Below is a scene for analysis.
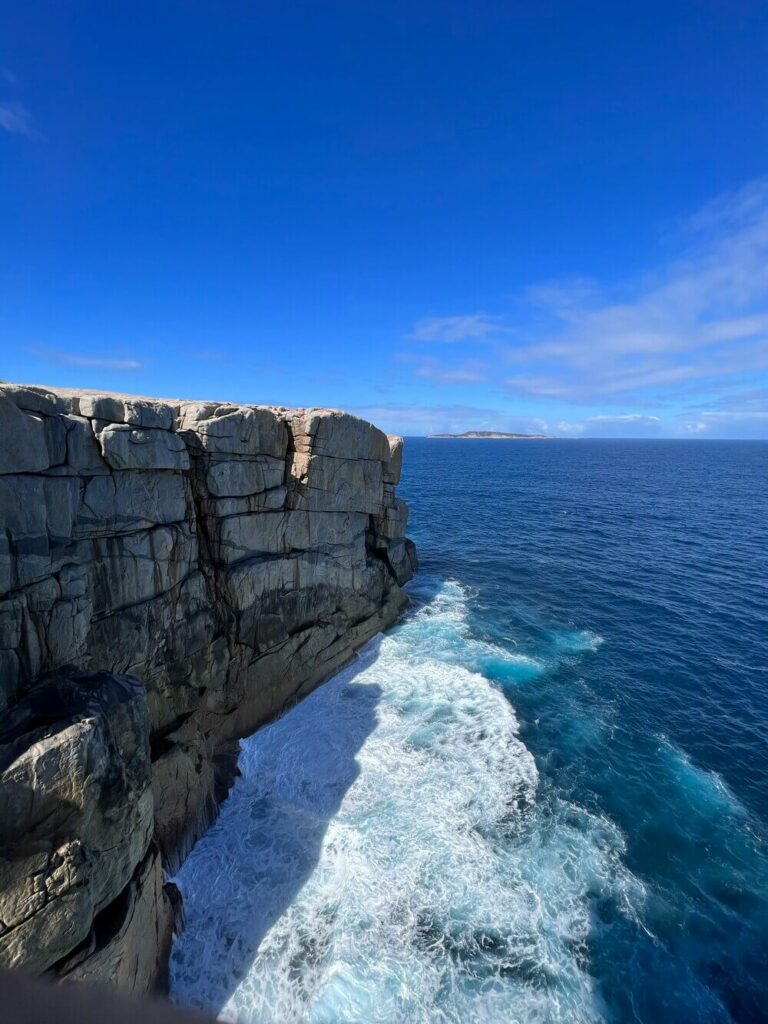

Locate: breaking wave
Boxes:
[170,579,647,1023]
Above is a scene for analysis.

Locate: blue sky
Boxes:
[2,1,767,437]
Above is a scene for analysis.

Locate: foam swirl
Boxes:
[170,580,649,1023]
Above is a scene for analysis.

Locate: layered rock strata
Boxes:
[0,383,416,992]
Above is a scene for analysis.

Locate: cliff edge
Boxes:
[0,382,416,992]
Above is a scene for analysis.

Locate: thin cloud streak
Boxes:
[414,357,488,385]
[353,403,675,438]
[0,101,35,137]
[556,414,661,436]
[29,347,144,371]
[501,177,768,403]
[353,402,540,436]
[408,313,502,343]
[403,177,768,431]
[66,356,144,370]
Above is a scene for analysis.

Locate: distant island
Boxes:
[428,431,553,439]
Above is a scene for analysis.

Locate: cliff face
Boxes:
[0,383,416,991]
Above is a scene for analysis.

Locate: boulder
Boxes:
[0,670,153,974]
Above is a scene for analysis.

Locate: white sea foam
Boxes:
[170,579,644,1023]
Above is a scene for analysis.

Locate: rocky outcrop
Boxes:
[0,383,416,993]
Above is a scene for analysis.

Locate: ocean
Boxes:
[169,438,768,1024]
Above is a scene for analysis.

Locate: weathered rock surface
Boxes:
[0,383,416,994]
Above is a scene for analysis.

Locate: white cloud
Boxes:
[587,414,660,424]
[698,410,768,421]
[501,179,768,403]
[0,74,42,139]
[413,357,488,384]
[351,404,671,437]
[65,356,144,370]
[408,313,502,343]
[398,179,768,437]
[556,420,585,435]
[350,401,767,438]
[0,100,35,137]
[29,347,144,371]
[699,314,768,343]
[550,413,661,437]
[351,402,548,436]
[403,179,768,421]
[677,409,768,439]
[522,278,598,312]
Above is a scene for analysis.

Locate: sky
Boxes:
[2,1,768,438]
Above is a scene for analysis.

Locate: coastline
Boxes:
[427,432,553,440]
[0,382,416,993]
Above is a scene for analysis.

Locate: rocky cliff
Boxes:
[0,382,416,992]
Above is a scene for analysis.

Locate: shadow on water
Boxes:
[169,638,385,1016]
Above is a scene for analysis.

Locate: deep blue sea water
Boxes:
[171,439,768,1024]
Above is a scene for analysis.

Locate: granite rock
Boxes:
[0,382,415,994]
[0,670,153,974]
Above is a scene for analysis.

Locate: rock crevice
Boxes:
[0,383,416,991]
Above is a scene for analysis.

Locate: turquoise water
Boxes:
[170,439,768,1023]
